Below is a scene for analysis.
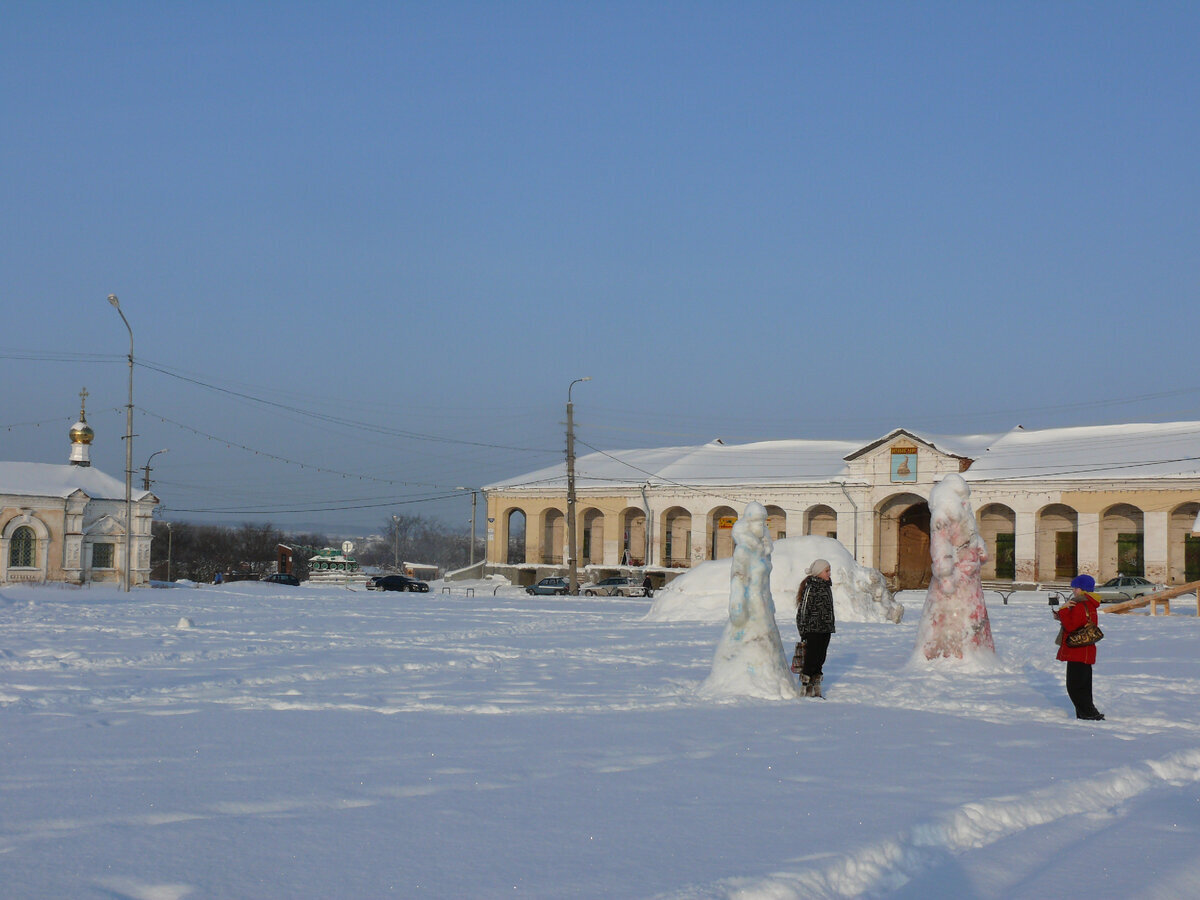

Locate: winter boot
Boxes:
[799,674,811,696]
[809,675,824,699]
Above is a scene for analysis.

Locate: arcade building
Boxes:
[482,421,1200,591]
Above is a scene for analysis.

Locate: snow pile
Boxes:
[911,473,997,668]
[697,502,799,700]
[647,534,903,625]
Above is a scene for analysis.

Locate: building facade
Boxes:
[482,423,1200,590]
[0,398,158,587]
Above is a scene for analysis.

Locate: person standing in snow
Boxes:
[642,573,654,597]
[1053,574,1105,721]
[796,559,836,697]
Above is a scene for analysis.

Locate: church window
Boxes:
[10,526,35,567]
[93,543,115,568]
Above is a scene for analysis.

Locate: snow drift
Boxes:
[645,535,904,624]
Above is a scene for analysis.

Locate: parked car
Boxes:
[579,576,646,597]
[1092,575,1162,603]
[526,577,569,595]
[262,572,301,586]
[369,574,430,593]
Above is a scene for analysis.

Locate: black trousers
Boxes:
[1065,661,1097,716]
[800,632,831,679]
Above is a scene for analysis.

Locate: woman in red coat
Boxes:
[1054,574,1105,721]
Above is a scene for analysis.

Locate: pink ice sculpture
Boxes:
[913,473,996,663]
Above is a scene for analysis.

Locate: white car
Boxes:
[579,576,646,597]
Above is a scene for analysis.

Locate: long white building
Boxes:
[482,421,1200,590]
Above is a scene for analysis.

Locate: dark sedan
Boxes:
[370,574,430,592]
[262,573,301,586]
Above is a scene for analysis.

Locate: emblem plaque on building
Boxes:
[890,445,917,483]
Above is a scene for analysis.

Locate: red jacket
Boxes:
[1055,593,1101,664]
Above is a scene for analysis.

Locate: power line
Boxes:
[135,358,555,453]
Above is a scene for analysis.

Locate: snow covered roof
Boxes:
[486,439,864,491]
[485,422,1200,491]
[0,462,153,502]
[961,421,1200,481]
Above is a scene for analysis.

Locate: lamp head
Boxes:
[107,294,120,308]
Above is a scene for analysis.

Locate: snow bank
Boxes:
[645,535,903,624]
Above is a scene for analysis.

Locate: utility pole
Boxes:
[566,377,591,594]
[468,490,477,566]
[108,294,134,592]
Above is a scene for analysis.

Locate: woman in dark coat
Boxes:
[1054,574,1105,721]
[796,558,836,697]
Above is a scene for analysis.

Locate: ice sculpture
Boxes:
[912,473,996,663]
[698,501,801,699]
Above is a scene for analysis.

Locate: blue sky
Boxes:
[3,2,1199,534]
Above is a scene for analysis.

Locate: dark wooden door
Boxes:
[897,504,931,589]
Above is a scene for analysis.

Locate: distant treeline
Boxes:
[150,515,483,583]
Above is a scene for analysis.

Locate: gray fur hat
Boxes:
[807,558,831,576]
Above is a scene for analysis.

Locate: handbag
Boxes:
[1064,607,1104,648]
[791,642,806,673]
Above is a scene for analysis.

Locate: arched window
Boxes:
[9,525,35,567]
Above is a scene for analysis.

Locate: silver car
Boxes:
[1092,575,1162,603]
[580,576,646,597]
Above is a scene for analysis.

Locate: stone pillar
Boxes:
[525,510,543,565]
[692,515,710,567]
[1144,510,1169,584]
[1078,511,1101,576]
[1014,509,1038,583]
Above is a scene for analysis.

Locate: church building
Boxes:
[0,393,158,586]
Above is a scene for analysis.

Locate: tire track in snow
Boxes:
[656,746,1200,900]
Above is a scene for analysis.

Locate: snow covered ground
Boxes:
[3,579,1200,899]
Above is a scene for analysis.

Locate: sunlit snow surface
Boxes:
[3,580,1200,899]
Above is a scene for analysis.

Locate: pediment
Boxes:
[842,428,975,485]
[844,429,952,463]
[84,515,125,537]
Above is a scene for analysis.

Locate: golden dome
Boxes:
[70,420,94,444]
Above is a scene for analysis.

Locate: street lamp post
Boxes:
[392,515,400,570]
[142,448,168,491]
[566,377,591,594]
[456,487,478,567]
[108,294,134,592]
[165,521,173,583]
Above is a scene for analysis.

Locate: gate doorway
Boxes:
[994,533,1016,580]
[1117,533,1145,576]
[1187,535,1200,583]
[897,503,931,590]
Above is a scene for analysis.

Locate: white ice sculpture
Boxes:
[698,502,801,700]
[911,473,996,665]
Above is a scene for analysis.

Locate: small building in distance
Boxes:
[0,392,158,586]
